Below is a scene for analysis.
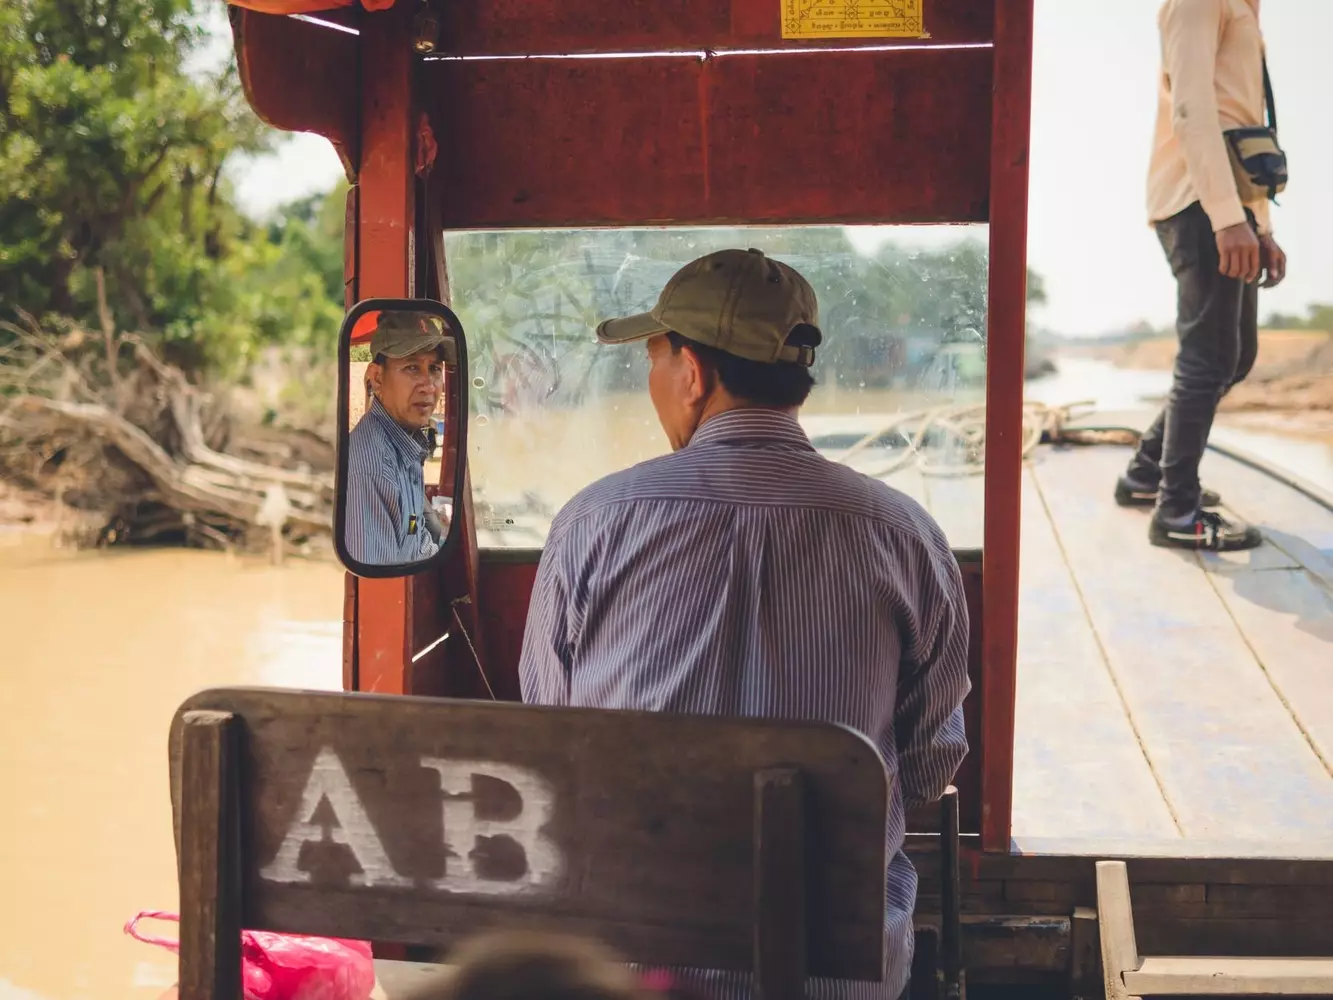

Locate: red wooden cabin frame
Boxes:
[229,0,1032,854]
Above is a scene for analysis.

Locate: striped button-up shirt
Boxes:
[345,397,438,565]
[519,409,971,1000]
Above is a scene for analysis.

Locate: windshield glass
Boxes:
[443,225,990,549]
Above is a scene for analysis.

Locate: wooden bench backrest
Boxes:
[168,688,890,998]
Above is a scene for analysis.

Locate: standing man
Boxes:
[518,249,971,1000]
[1116,0,1286,550]
[345,312,448,565]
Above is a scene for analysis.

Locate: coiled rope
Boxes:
[831,400,1142,479]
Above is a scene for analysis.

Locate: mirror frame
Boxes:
[334,297,470,579]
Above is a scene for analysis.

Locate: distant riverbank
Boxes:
[7,334,1332,543]
[1032,353,1333,496]
[1057,329,1333,426]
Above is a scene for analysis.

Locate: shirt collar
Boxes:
[688,409,813,450]
[368,397,428,465]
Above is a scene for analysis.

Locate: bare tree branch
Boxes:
[0,322,334,554]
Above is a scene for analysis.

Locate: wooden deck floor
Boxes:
[886,442,1333,856]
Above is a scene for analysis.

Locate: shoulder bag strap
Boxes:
[1263,56,1278,136]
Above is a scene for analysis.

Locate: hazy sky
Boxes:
[226,1,1331,337]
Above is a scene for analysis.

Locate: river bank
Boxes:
[6,333,1332,542]
[1058,328,1333,421]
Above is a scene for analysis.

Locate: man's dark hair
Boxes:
[666,326,818,408]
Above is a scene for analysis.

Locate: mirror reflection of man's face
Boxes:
[369,347,444,432]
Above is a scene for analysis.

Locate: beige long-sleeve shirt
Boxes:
[1147,0,1272,234]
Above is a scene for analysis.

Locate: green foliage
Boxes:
[0,0,345,376]
[1264,303,1333,334]
[172,180,348,372]
[443,227,1015,404]
[1026,267,1047,306]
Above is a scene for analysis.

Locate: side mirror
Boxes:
[335,299,468,578]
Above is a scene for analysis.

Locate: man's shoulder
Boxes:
[347,413,395,477]
[349,411,384,446]
[825,460,953,550]
[549,451,686,532]
[546,444,949,552]
[1159,0,1226,25]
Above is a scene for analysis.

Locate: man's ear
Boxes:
[366,362,384,394]
[679,344,712,403]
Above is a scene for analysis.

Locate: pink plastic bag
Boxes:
[126,911,376,1000]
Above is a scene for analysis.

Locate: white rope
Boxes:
[831,399,1129,478]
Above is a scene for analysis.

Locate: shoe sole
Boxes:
[1115,488,1159,508]
[1149,527,1264,552]
[1116,488,1222,509]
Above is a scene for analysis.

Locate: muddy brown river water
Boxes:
[0,537,345,1000]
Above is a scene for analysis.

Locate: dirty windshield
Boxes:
[443,226,989,548]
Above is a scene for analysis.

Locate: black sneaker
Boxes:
[1115,475,1221,509]
[1149,509,1262,551]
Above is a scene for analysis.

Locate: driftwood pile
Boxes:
[0,302,335,558]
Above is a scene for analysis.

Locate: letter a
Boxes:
[260,746,410,888]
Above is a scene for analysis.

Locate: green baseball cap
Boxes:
[596,248,822,366]
[369,311,452,361]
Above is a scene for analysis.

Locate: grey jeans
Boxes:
[1125,200,1259,516]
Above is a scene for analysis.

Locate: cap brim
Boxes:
[596,312,670,345]
[379,333,448,359]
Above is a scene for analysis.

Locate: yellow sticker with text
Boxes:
[781,0,926,39]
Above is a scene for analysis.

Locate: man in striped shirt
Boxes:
[518,248,971,1000]
[345,313,447,566]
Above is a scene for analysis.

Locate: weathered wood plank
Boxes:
[1133,919,1333,960]
[1030,444,1333,840]
[1197,450,1333,776]
[940,846,1333,887]
[1201,447,1333,586]
[1126,955,1333,996]
[958,916,1070,973]
[178,711,243,1000]
[1095,862,1139,1000]
[1001,835,1333,866]
[426,48,992,229]
[433,0,994,55]
[169,689,888,979]
[753,769,807,1000]
[372,960,451,1000]
[1069,906,1101,999]
[1014,461,1179,842]
[1204,566,1333,774]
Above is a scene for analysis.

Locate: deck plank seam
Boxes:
[1260,532,1333,596]
[1026,457,1186,837]
[1196,554,1333,781]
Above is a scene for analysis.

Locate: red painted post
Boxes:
[352,3,417,695]
[980,0,1035,853]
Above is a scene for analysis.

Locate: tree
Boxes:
[0,0,344,375]
[441,226,1049,408]
[1026,267,1047,306]
[1264,303,1333,334]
